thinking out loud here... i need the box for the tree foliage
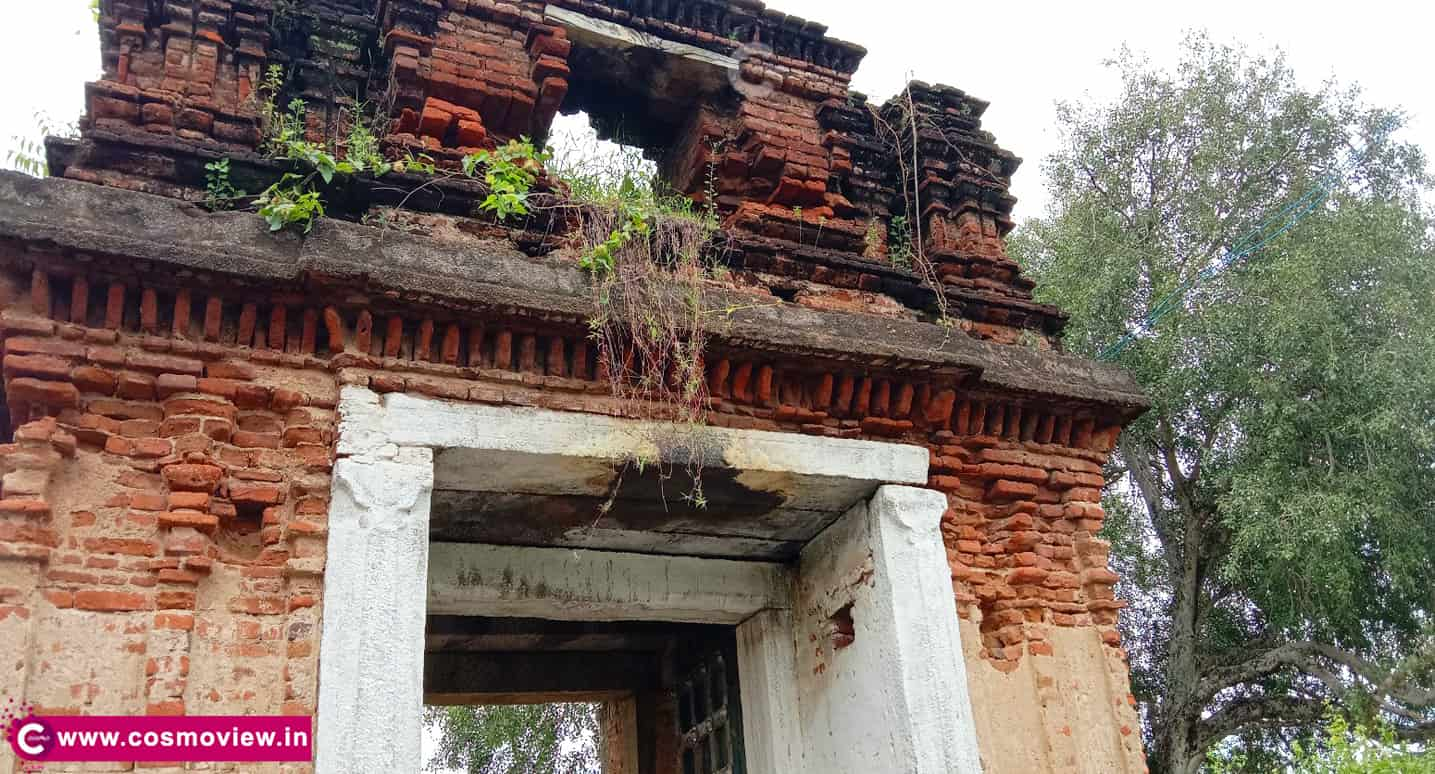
[424,704,600,774]
[1011,33,1435,773]
[1211,711,1435,774]
[5,112,78,178]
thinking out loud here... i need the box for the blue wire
[1094,111,1397,362]
[1096,170,1345,361]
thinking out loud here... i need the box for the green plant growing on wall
[544,134,729,506]
[204,159,246,211]
[342,108,390,176]
[244,71,554,232]
[254,66,292,152]
[462,138,550,220]
[254,70,388,181]
[862,219,883,259]
[256,173,325,233]
[887,214,914,269]
[868,84,954,332]
[576,175,655,275]
[396,151,437,176]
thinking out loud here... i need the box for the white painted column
[795,485,983,774]
[736,609,802,774]
[316,446,435,774]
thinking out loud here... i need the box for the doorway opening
[318,390,971,773]
[423,616,744,774]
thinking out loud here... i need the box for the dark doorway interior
[424,616,745,774]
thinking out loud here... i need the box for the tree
[425,703,601,774]
[1010,33,1435,773]
[4,112,77,178]
[1211,710,1435,774]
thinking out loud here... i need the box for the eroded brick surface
[57,0,1066,346]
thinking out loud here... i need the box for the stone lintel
[427,542,792,623]
[342,387,933,559]
[546,5,740,72]
[339,389,930,485]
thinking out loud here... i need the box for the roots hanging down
[576,194,727,508]
[582,204,716,427]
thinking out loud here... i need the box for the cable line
[1098,171,1340,360]
[1095,120,1392,361]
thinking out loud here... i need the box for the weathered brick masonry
[3,0,1149,771]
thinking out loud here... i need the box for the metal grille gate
[675,639,745,774]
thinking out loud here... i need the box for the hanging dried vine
[869,83,954,331]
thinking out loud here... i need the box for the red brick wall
[0,294,333,740]
[11,2,1144,769]
[0,250,1128,718]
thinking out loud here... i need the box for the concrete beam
[338,389,929,487]
[428,542,792,624]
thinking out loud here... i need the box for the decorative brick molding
[63,0,1068,342]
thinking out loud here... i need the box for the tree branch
[1157,419,1191,490]
[1078,159,1136,230]
[1119,435,1181,586]
[1190,395,1236,480]
[1195,695,1329,752]
[1195,640,1435,711]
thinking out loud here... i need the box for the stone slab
[427,542,792,624]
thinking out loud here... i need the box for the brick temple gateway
[0,0,1150,771]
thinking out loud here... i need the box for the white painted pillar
[795,485,984,774]
[316,446,435,774]
[736,609,802,774]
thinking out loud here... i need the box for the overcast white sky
[3,0,1428,220]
